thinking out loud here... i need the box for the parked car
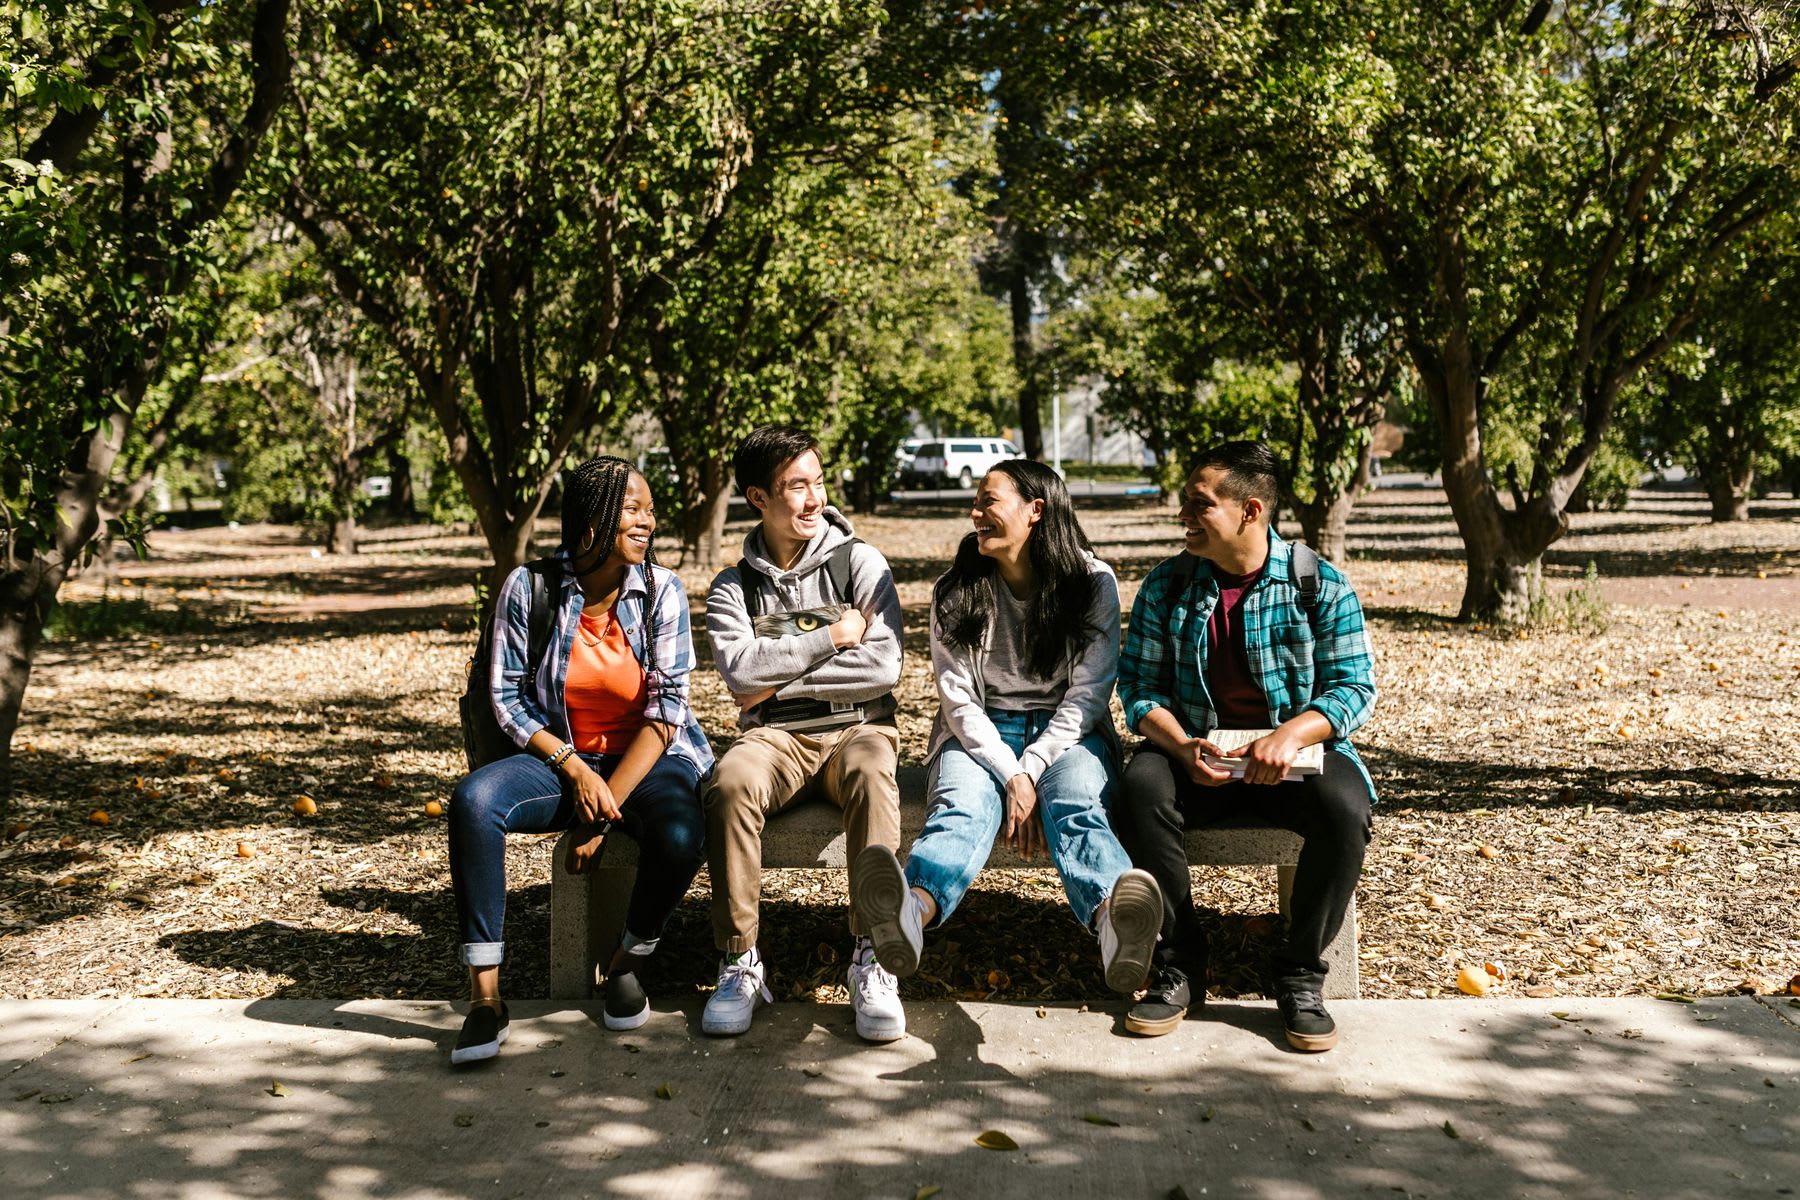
[905,438,1023,489]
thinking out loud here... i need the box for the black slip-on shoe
[603,969,649,1031]
[1276,984,1338,1052]
[1126,963,1199,1037]
[450,1000,510,1066]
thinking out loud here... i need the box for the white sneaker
[847,949,906,1042]
[850,845,924,977]
[1099,869,1164,994]
[701,948,773,1037]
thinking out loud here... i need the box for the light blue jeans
[904,708,1131,930]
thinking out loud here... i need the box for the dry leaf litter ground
[3,480,1797,1010]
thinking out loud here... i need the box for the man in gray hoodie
[702,424,906,1041]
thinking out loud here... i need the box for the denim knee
[450,768,507,835]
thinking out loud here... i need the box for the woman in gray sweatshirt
[851,459,1164,996]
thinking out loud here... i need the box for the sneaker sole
[851,845,919,978]
[449,1023,508,1065]
[854,1017,906,1043]
[1104,871,1163,994]
[1124,1007,1187,1037]
[701,1005,757,1037]
[1285,1027,1338,1053]
[604,1005,649,1032]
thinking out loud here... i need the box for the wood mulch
[3,484,1797,1007]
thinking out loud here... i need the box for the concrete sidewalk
[3,996,1795,1200]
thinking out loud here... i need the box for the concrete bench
[549,767,1359,1001]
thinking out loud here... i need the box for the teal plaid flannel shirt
[1118,529,1378,800]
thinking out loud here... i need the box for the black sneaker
[1126,964,1197,1037]
[450,1000,509,1066]
[603,969,649,1031]
[1276,980,1337,1052]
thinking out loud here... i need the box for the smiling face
[603,471,656,567]
[1178,465,1262,561]
[971,469,1043,562]
[751,448,828,548]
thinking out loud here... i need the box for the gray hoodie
[705,506,903,731]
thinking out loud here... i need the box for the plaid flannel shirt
[1118,529,1377,799]
[488,552,714,779]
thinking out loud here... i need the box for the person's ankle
[910,887,936,926]
[470,995,503,1010]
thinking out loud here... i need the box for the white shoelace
[719,958,772,1003]
[852,959,898,1000]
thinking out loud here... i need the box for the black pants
[1114,743,1371,982]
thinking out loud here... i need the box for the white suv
[906,438,1023,489]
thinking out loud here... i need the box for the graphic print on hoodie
[704,506,904,732]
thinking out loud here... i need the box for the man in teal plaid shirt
[1115,441,1377,1052]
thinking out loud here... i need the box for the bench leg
[1322,896,1360,1000]
[549,832,592,1001]
[1274,866,1360,1000]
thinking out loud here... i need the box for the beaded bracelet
[546,743,576,772]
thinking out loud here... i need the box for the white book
[1203,728,1324,782]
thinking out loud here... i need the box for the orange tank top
[563,605,649,754]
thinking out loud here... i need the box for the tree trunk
[1706,466,1753,522]
[1293,475,1364,564]
[680,460,732,569]
[0,562,58,813]
[1007,244,1044,461]
[0,416,125,805]
[327,510,358,555]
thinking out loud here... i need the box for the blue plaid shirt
[488,552,714,779]
[1119,530,1377,799]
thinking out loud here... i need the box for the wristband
[546,743,576,772]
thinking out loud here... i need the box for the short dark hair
[733,424,821,498]
[1189,440,1281,511]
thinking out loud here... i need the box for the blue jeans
[905,709,1131,929]
[448,751,704,967]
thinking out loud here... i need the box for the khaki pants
[704,721,901,953]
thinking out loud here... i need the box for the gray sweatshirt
[927,553,1121,786]
[705,507,903,731]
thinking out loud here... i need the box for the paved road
[5,996,1795,1198]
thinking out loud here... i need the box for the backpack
[737,538,860,623]
[459,557,559,773]
[1164,541,1322,623]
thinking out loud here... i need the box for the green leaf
[1442,1120,1459,1139]
[974,1129,1018,1150]
[655,1082,674,1100]
[1082,1113,1120,1126]
[267,1081,289,1097]
[912,1189,942,1200]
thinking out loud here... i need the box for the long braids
[561,455,676,733]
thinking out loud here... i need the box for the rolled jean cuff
[461,941,505,968]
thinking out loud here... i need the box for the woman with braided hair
[447,455,713,1065]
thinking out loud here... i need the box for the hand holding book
[1203,727,1324,785]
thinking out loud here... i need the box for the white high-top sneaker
[1098,869,1164,994]
[847,941,906,1042]
[702,947,773,1036]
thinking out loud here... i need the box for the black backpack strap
[1162,553,1199,625]
[825,537,861,606]
[521,558,557,687]
[1287,542,1322,612]
[737,557,765,621]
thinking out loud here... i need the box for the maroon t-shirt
[1207,565,1270,727]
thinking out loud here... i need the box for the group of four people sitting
[446,425,1376,1066]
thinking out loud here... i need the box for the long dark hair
[933,459,1096,680]
[560,454,677,731]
